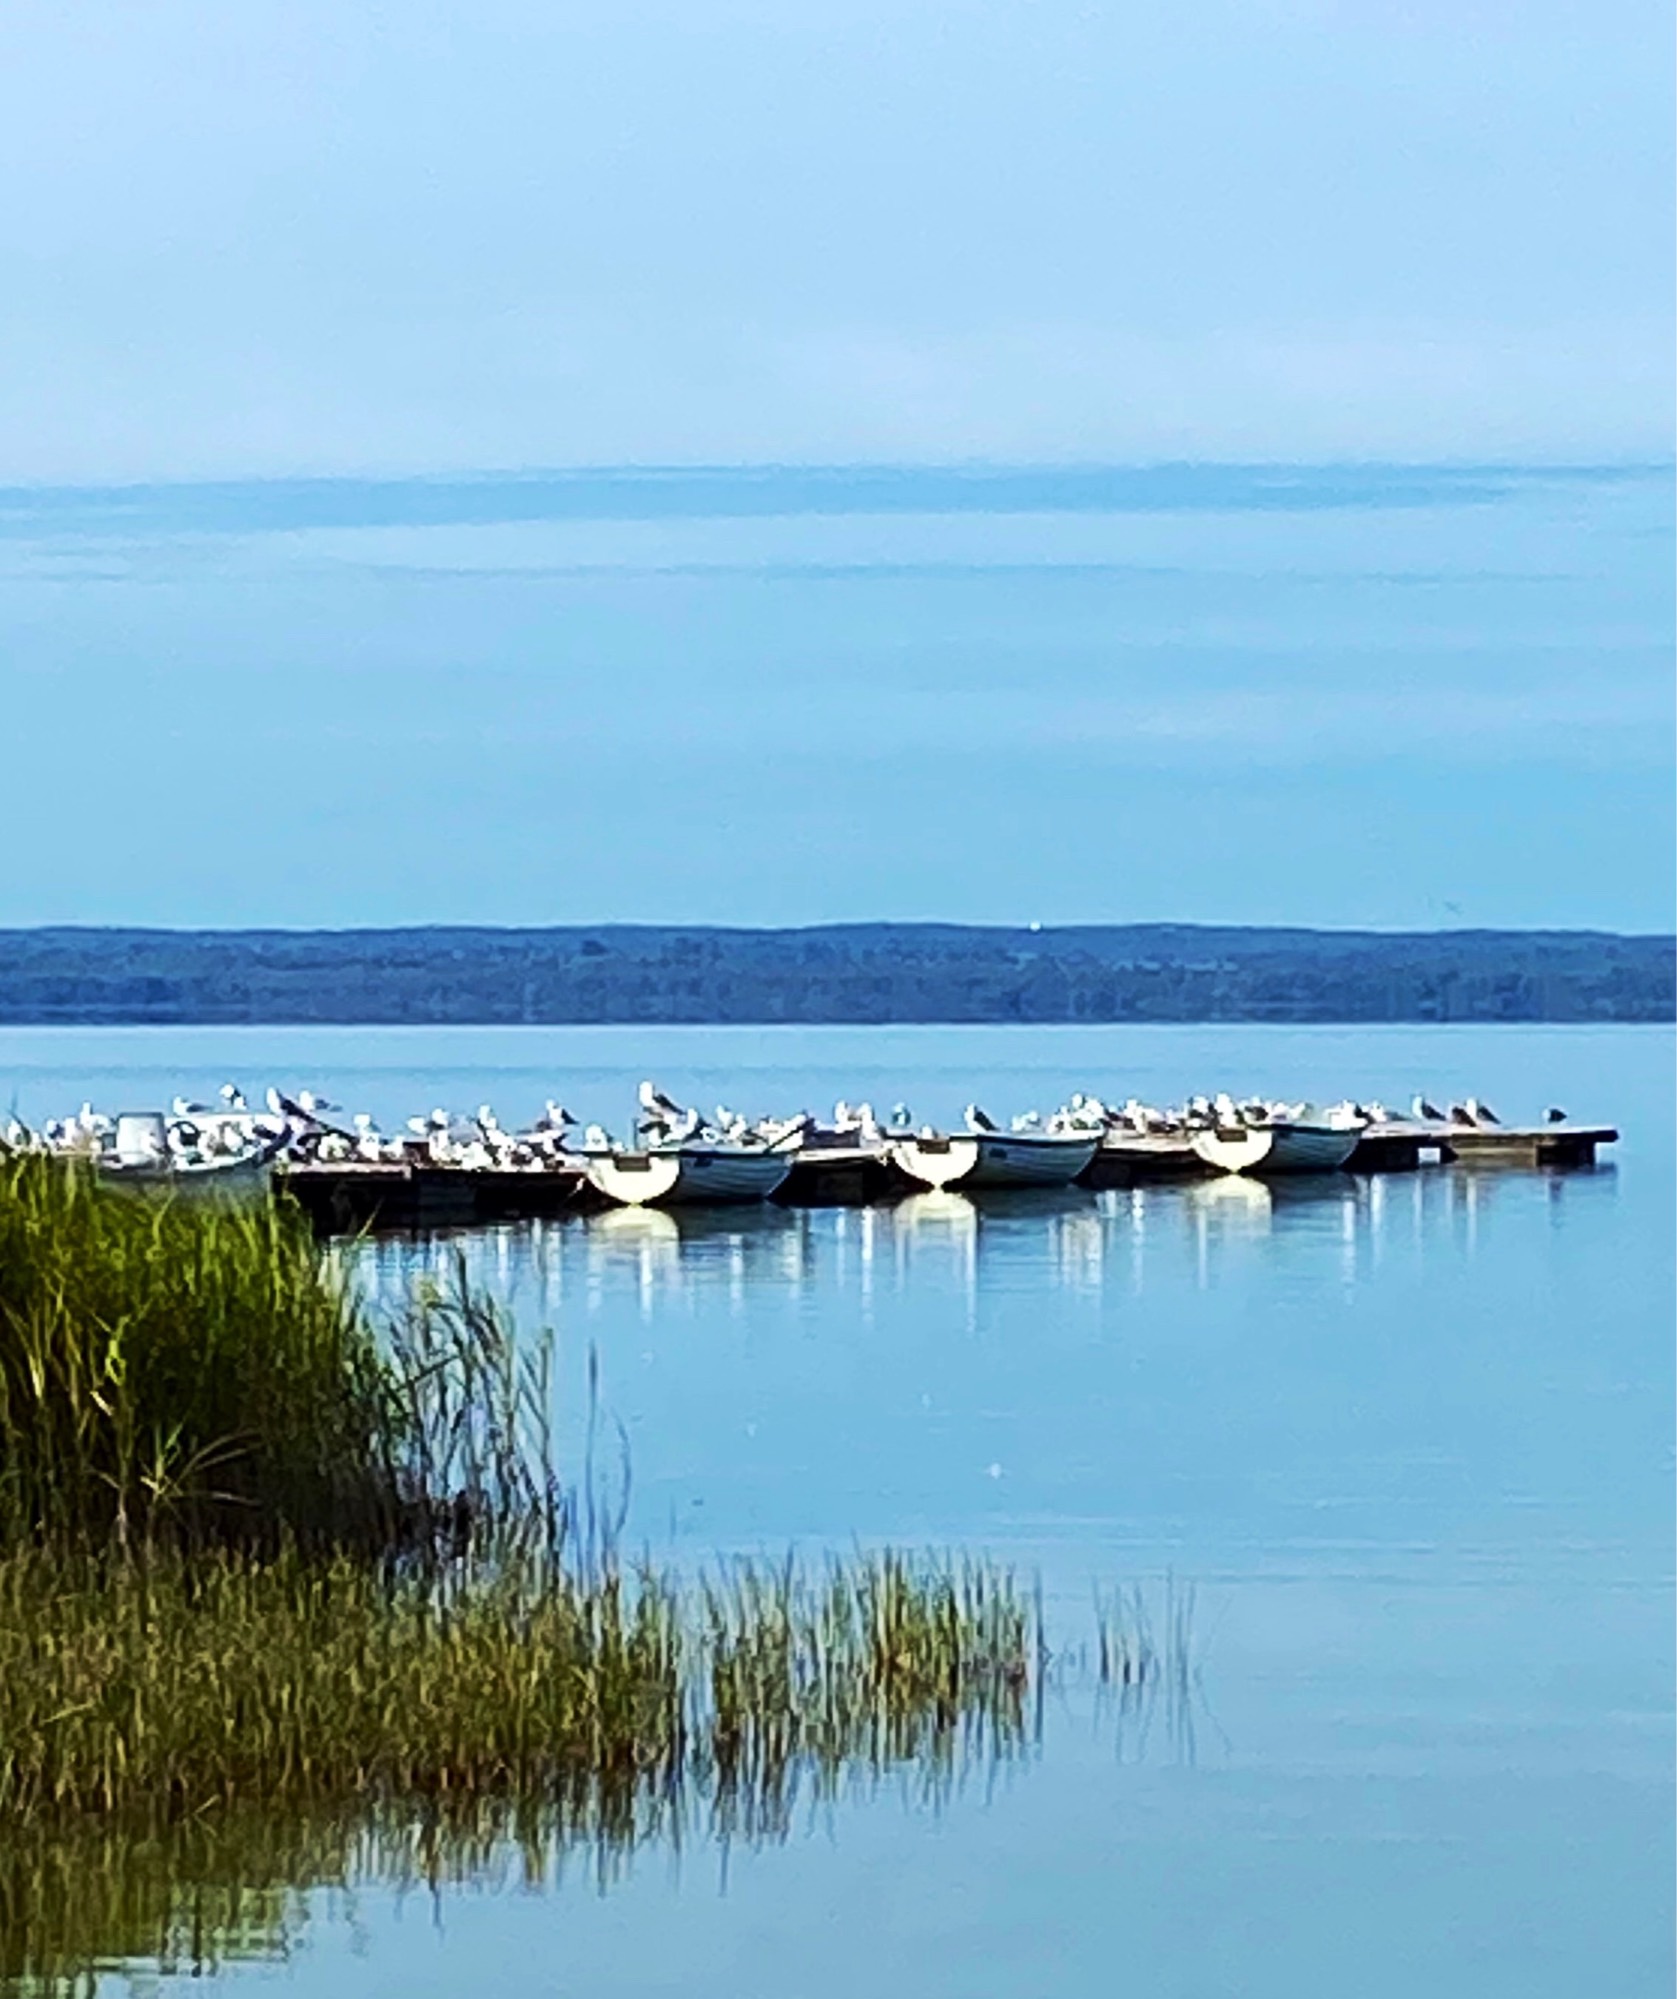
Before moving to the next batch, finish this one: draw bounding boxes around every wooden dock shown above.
[1077,1136,1210,1188]
[279,1162,587,1234]
[772,1146,915,1207]
[277,1119,1618,1235]
[1346,1122,1454,1172]
[1440,1123,1618,1168]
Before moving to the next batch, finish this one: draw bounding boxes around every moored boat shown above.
[1189,1115,1360,1178]
[99,1110,285,1192]
[890,1120,1097,1192]
[584,1142,793,1208]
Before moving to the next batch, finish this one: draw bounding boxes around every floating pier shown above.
[1345,1121,1454,1173]
[772,1146,916,1207]
[1440,1122,1619,1169]
[1077,1137,1209,1189]
[279,1162,587,1234]
[274,1118,1618,1236]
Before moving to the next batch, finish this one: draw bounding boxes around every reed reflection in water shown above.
[1,1598,1208,1996]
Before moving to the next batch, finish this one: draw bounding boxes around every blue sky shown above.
[0,1,1669,475]
[0,6,1670,931]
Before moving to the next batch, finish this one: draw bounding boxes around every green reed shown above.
[0,1155,559,1561]
[0,1156,393,1551]
[0,1544,1035,1822]
[0,1158,1182,1991]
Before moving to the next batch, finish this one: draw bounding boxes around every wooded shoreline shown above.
[3,923,1669,1024]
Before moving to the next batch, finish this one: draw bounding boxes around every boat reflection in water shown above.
[353,1153,1615,1332]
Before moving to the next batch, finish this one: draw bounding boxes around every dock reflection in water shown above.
[355,1161,1617,1332]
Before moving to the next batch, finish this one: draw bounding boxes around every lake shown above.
[1,1021,1671,1997]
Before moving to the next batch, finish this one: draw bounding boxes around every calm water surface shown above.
[3,1024,1671,1997]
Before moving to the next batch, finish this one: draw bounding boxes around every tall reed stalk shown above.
[0,1157,561,1562]
[0,1157,393,1551]
[0,1158,1188,1993]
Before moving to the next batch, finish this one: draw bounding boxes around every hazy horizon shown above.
[6,461,1671,934]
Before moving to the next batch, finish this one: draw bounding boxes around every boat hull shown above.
[99,1156,276,1199]
[1189,1122,1359,1177]
[585,1147,791,1207]
[890,1131,1097,1191]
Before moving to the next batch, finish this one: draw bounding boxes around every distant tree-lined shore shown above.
[0,924,1668,1024]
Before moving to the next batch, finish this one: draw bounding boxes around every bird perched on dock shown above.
[1465,1096,1500,1126]
[1546,1106,1568,1124]
[1412,1095,1445,1122]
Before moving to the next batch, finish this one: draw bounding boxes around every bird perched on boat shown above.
[964,1104,998,1133]
[639,1080,685,1121]
[887,1104,913,1132]
[1412,1095,1445,1122]
[1546,1106,1568,1124]
[541,1100,576,1131]
[219,1083,248,1112]
[1465,1096,1500,1126]
[765,1112,813,1152]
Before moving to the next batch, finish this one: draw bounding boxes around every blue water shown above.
[4,1022,1671,1996]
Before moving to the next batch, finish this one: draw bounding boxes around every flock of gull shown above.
[0,1078,1577,1206]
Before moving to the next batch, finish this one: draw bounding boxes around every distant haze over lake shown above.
[4,463,1672,935]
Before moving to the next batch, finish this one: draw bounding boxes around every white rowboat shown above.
[889,1129,1097,1191]
[1189,1119,1360,1177]
[584,1144,792,1208]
